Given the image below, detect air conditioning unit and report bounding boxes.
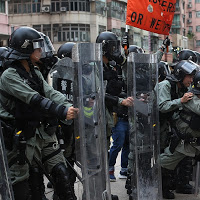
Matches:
[60,7,66,12]
[188,3,192,8]
[41,6,50,13]
[187,19,192,23]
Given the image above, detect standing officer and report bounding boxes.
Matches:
[159,60,197,199]
[0,27,78,200]
[96,31,133,182]
[160,70,200,199]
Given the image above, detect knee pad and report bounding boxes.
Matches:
[51,162,75,200]
[13,180,30,200]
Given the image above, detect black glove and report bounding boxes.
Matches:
[161,37,171,50]
[122,32,129,49]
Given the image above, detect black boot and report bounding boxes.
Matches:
[111,194,119,200]
[29,167,48,200]
[175,157,195,194]
[162,167,175,199]
[125,174,132,195]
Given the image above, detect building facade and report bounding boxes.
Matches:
[0,0,10,46]
[7,0,165,54]
[185,0,200,52]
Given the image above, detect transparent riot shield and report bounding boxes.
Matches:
[72,43,111,200]
[127,53,162,200]
[0,122,14,199]
[48,57,74,104]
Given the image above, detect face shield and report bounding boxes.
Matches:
[107,40,121,56]
[42,35,56,56]
[32,38,46,59]
[181,60,198,75]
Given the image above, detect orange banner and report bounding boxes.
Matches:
[126,0,176,35]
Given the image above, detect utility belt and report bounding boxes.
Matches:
[169,127,200,154]
[1,117,58,150]
[180,110,200,131]
[117,113,128,121]
[186,137,200,145]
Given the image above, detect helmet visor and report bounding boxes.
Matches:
[182,60,198,75]
[32,38,47,59]
[107,40,121,56]
[42,35,56,55]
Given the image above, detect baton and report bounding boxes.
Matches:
[124,25,129,51]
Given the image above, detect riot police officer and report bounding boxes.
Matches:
[174,49,199,195]
[0,27,78,200]
[177,49,198,63]
[0,47,9,75]
[193,51,200,65]
[160,69,200,199]
[125,41,170,198]
[158,61,171,82]
[96,31,133,182]
[159,60,197,199]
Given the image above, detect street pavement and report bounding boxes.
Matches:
[44,152,200,200]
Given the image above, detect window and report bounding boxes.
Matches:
[53,24,90,42]
[142,36,149,51]
[196,0,200,3]
[197,11,200,18]
[51,0,90,12]
[189,12,192,18]
[189,26,193,32]
[9,0,41,14]
[0,0,5,13]
[43,24,51,38]
[196,40,200,47]
[196,26,200,32]
[134,33,142,47]
[171,28,180,34]
[107,1,126,21]
[99,25,106,35]
[33,25,42,32]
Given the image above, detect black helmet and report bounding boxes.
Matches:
[96,31,123,63]
[177,49,197,63]
[8,27,44,60]
[173,60,197,81]
[57,42,75,59]
[191,71,200,94]
[0,47,9,66]
[128,45,145,54]
[158,61,171,81]
[193,51,200,65]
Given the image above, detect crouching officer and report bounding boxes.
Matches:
[0,27,78,200]
[159,60,197,199]
[160,70,200,199]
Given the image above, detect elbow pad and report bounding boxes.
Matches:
[30,94,68,120]
[105,93,119,106]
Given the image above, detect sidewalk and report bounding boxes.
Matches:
[44,152,200,200]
